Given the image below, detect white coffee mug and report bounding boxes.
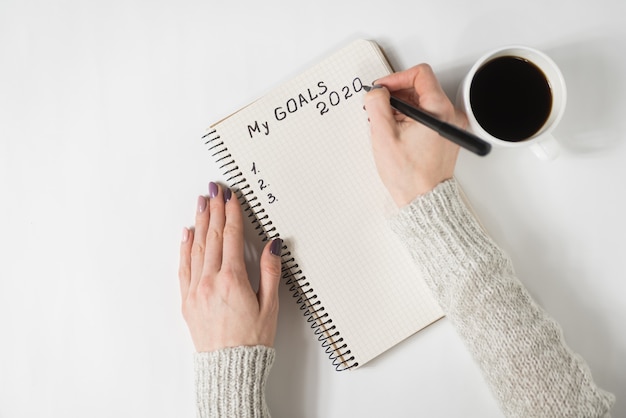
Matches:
[457,46,566,160]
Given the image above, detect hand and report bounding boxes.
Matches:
[364,64,467,207]
[178,182,283,352]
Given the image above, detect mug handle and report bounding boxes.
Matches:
[529,134,560,160]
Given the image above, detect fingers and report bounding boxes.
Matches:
[364,86,399,144]
[258,238,282,314]
[188,182,246,286]
[221,187,245,269]
[178,227,194,298]
[375,64,451,117]
[188,182,230,292]
[203,182,226,274]
[409,65,453,118]
[189,194,210,291]
[375,63,436,94]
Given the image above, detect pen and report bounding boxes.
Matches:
[363,85,491,156]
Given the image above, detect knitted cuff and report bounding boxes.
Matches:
[194,345,275,418]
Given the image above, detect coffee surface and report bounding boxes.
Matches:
[470,56,552,142]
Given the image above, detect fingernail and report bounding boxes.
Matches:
[197,196,207,213]
[223,187,232,203]
[270,238,283,257]
[182,227,190,242]
[209,182,218,198]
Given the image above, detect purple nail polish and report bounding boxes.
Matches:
[197,196,207,213]
[223,187,232,203]
[209,182,218,198]
[270,238,283,256]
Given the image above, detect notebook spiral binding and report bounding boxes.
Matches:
[203,128,358,371]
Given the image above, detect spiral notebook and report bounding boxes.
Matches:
[203,40,443,370]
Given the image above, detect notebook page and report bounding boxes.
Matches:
[210,40,443,368]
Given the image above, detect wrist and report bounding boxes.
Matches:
[391,176,455,208]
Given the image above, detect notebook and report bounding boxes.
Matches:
[203,39,443,370]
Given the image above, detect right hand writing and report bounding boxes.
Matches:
[364,64,466,207]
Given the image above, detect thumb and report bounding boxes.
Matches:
[364,85,399,143]
[258,238,282,313]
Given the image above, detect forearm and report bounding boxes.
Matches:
[194,345,274,418]
[390,179,614,418]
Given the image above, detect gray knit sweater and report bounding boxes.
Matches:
[194,179,614,417]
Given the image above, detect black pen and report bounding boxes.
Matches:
[363,85,491,156]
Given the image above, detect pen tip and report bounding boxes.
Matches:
[362,85,371,92]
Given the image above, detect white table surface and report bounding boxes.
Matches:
[1,0,624,417]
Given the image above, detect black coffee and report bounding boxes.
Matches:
[470,56,552,142]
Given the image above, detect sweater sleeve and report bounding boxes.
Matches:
[389,179,615,418]
[194,345,274,418]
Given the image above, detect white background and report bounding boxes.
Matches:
[1,0,624,417]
